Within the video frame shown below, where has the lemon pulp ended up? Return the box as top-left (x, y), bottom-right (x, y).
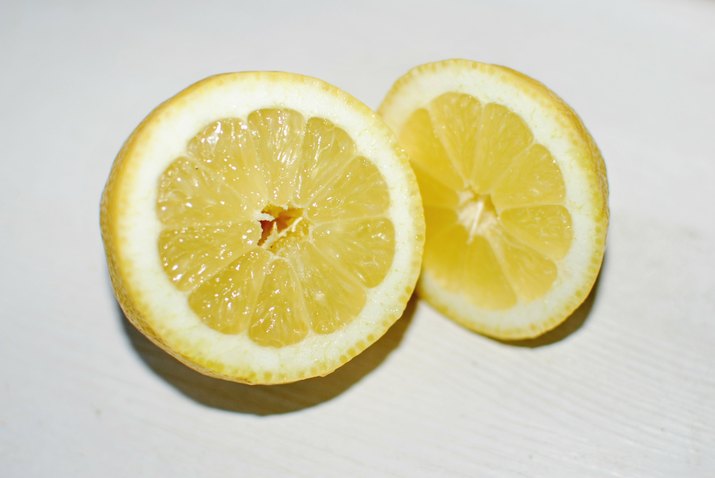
top-left (156, 109), bottom-right (395, 347)
top-left (399, 92), bottom-right (573, 310)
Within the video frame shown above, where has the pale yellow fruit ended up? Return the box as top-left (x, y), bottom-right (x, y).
top-left (101, 72), bottom-right (424, 384)
top-left (379, 59), bottom-right (608, 339)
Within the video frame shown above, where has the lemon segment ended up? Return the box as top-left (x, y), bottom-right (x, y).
top-left (248, 257), bottom-right (309, 347)
top-left (500, 205), bottom-right (572, 260)
top-left (288, 241), bottom-right (367, 335)
top-left (158, 222), bottom-right (260, 291)
top-left (296, 117), bottom-right (357, 204)
top-left (188, 248), bottom-right (271, 335)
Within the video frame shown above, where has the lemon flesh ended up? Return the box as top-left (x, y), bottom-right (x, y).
top-left (157, 111), bottom-right (394, 347)
top-left (402, 93), bottom-right (572, 310)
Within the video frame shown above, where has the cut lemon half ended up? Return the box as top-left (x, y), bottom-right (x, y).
top-left (101, 72), bottom-right (424, 384)
top-left (379, 59), bottom-right (608, 339)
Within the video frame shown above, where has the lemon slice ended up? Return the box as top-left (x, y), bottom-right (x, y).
top-left (101, 72), bottom-right (424, 384)
top-left (379, 59), bottom-right (608, 339)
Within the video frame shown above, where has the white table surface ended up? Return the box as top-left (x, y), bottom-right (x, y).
top-left (2, 0), bottom-right (714, 476)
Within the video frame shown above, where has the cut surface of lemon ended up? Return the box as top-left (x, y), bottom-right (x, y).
top-left (379, 59), bottom-right (608, 339)
top-left (101, 72), bottom-right (424, 384)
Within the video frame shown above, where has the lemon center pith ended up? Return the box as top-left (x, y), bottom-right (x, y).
top-left (457, 190), bottom-right (498, 241)
top-left (257, 205), bottom-right (308, 251)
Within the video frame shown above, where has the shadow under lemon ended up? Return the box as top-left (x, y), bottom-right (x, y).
top-left (118, 295), bottom-right (417, 415)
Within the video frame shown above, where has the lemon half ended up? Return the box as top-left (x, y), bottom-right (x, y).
top-left (379, 59), bottom-right (607, 339)
top-left (101, 72), bottom-right (424, 384)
